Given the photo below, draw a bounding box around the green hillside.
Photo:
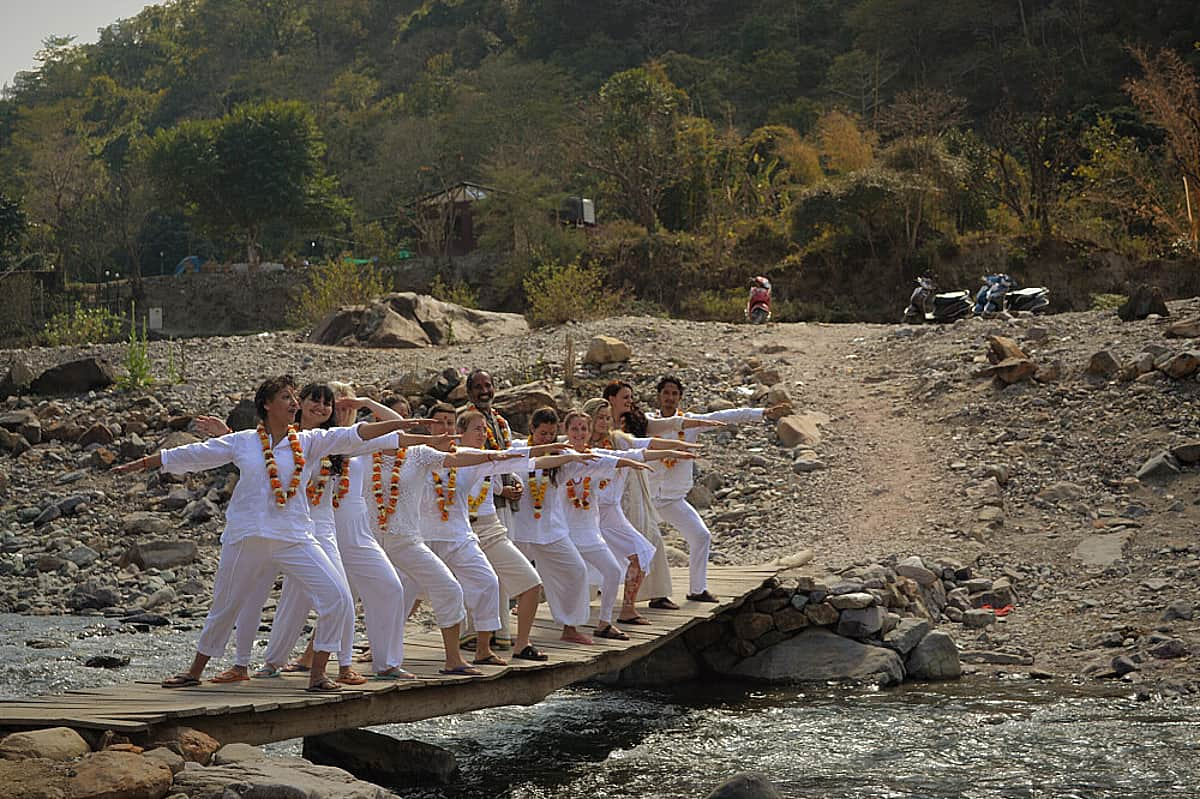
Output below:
[2,0,1200,327]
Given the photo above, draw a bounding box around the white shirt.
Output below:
[592,438,650,506]
[466,446,532,519]
[160,425,400,545]
[646,408,764,501]
[330,455,376,548]
[370,444,450,542]
[419,449,531,543]
[559,456,621,550]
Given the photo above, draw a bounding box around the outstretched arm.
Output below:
[445,449,523,467]
[616,457,653,472]
[642,449,696,463]
[533,451,599,470]
[646,436,702,450]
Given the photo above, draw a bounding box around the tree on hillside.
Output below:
[0,193,26,265]
[145,99,346,264]
[583,67,688,232]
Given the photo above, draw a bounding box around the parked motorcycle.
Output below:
[973,274,1050,315]
[746,276,772,324]
[903,276,972,324]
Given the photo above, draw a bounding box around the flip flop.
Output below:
[253,665,282,679]
[594,625,629,641]
[305,677,342,693]
[648,598,679,610]
[281,662,310,673]
[513,645,549,662]
[209,668,250,683]
[336,669,369,686]
[161,673,201,688]
[618,614,652,625]
[372,667,417,680]
[438,664,484,676]
[472,654,508,666]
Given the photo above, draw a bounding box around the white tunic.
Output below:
[560,456,621,551]
[160,425,400,545]
[419,449,532,544]
[645,408,764,501]
[371,444,450,542]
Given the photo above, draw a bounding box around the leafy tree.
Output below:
[0,193,25,263]
[583,66,688,232]
[146,99,347,264]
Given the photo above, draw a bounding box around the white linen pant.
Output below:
[198,536,352,663]
[466,515,542,639]
[653,497,711,595]
[427,538,502,633]
[579,544,624,625]
[516,537,591,627]
[598,503,658,572]
[337,524,408,672]
[380,535,466,629]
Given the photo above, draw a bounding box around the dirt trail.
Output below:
[747,322,954,570]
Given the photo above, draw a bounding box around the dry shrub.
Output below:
[523,258,619,327]
[290,259,390,329]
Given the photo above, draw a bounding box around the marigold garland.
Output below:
[469,405,511,450]
[467,479,490,515]
[305,458,333,506]
[566,475,592,510]
[258,424,305,506]
[372,448,406,529]
[432,467,458,522]
[527,471,548,519]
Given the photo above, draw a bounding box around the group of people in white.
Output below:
[116,369,787,692]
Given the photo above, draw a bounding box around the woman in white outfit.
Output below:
[509,407,594,645]
[560,410,653,641]
[114,375,430,692]
[581,398,699,625]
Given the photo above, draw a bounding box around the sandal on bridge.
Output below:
[253,665,282,679]
[372,667,417,680]
[161,673,201,688]
[438,664,483,676]
[281,662,310,673]
[305,677,342,693]
[618,614,652,625]
[648,598,679,610]
[513,645,549,662]
[336,669,369,686]
[472,654,508,667]
[594,625,629,641]
[209,668,250,683]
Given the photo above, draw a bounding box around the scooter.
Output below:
[973,274,1050,315]
[903,276,972,324]
[746,277,772,324]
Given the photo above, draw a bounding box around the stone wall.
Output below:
[604,555,1003,688]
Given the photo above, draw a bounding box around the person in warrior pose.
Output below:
[559,409,655,641]
[114,375,441,692]
[601,380,724,610]
[646,375,789,602]
[581,397,699,624]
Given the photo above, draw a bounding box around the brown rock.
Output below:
[1034,362,1061,383]
[490,382,557,435]
[0,361,35,396]
[78,423,115,448]
[1085,350,1121,377]
[43,421,85,442]
[804,602,839,626]
[1158,351,1200,379]
[776,413,823,447]
[30,357,116,395]
[583,335,632,365]
[67,750,171,799]
[167,727,220,765]
[732,611,775,640]
[0,727,91,761]
[1117,285,1169,321]
[984,357,1036,385]
[772,606,809,633]
[987,336,1028,364]
[90,448,117,470]
[1165,317,1200,338]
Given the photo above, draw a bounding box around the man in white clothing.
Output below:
[647,375,789,602]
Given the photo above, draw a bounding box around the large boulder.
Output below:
[0,727,91,761]
[725,627,905,686]
[309,293,528,348]
[0,361,35,396]
[30,357,116,395]
[776,413,824,447]
[904,630,962,680]
[302,729,459,788]
[121,540,198,570]
[583,335,632,365]
[705,772,784,799]
[67,750,172,799]
[173,755,392,799]
[490,382,557,434]
[1117,285,1169,321]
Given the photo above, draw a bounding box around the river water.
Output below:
[3,614,1197,798]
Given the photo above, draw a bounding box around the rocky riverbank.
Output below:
[0,305,1197,698]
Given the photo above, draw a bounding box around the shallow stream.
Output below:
[2,614,1197,798]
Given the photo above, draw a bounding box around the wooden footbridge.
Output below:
[0,566,776,745]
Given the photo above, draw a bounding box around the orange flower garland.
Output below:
[331,473,352,509]
[467,479,490,515]
[305,458,333,505]
[372,449,406,529]
[432,467,458,522]
[469,405,511,450]
[566,475,592,510]
[258,424,305,506]
[527,471,548,519]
